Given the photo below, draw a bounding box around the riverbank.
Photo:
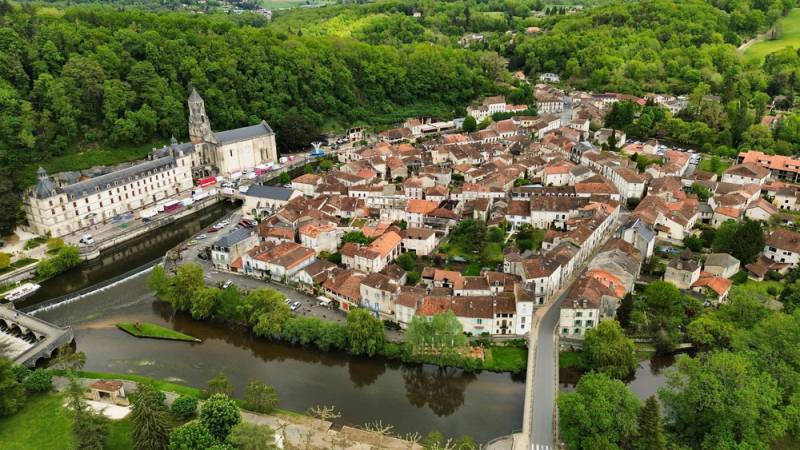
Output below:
[4,372,425,450]
[35,276,526,442]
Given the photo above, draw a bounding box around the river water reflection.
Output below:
[38,272,526,442]
[27,202,673,442]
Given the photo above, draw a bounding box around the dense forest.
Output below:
[1,0,799,233]
[0,2,507,232]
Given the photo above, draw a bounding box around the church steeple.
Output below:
[188,88,215,144]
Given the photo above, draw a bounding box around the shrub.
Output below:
[730,271,749,284]
[767,286,779,296]
[24,369,53,393]
[11,365,31,382]
[766,270,783,281]
[171,395,199,420]
[244,381,278,414]
[200,394,241,441]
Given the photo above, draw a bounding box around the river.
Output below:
[35,270,527,442]
[22,203,674,442]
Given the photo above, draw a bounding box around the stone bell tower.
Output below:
[187,88,216,145]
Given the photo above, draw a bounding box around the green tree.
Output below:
[558,372,641,450]
[634,396,665,450]
[206,370,234,398]
[660,352,786,449]
[23,368,52,393]
[171,264,205,312]
[67,378,109,450]
[148,264,173,300]
[200,394,241,441]
[395,253,416,272]
[303,163,313,174]
[277,172,290,185]
[616,293,634,331]
[683,235,704,252]
[686,315,734,350]
[340,231,372,246]
[582,321,637,379]
[226,422,277,450]
[0,357,25,417]
[345,308,386,356]
[462,115,477,132]
[406,311,467,352]
[131,383,171,450]
[690,182,711,201]
[244,380,279,414]
[168,422,217,450]
[729,220,764,264]
[0,253,9,270]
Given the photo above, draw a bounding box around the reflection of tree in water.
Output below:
[649,355,676,374]
[402,365,475,417]
[348,357,387,388]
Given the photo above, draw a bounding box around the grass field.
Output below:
[744,9,800,62]
[559,351,582,369]
[697,157,731,176]
[20,141,160,187]
[0,393,133,450]
[117,322,201,342]
[483,346,528,373]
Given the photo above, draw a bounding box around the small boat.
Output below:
[4,283,41,302]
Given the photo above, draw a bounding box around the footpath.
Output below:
[54,376,422,449]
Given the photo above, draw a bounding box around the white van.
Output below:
[80,234,95,245]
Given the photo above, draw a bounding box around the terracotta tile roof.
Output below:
[406,199,439,214]
[367,231,402,257]
[90,380,123,392]
[692,272,732,296]
[299,221,336,238]
[725,163,769,179]
[293,173,321,185]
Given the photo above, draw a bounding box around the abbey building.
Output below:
[24,89,279,237]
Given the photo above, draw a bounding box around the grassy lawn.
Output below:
[483,346,527,373]
[559,351,582,369]
[744,9,800,62]
[117,322,201,342]
[734,279,784,298]
[0,393,133,450]
[20,141,160,187]
[697,157,731,176]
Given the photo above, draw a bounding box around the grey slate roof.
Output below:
[59,156,178,200]
[213,228,252,249]
[245,185,294,201]
[213,121,273,145]
[34,168,58,199]
[705,253,740,268]
[625,217,656,242]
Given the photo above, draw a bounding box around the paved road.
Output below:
[171,213,403,341]
[529,210,630,449]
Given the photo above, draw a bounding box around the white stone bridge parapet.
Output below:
[0,304,73,367]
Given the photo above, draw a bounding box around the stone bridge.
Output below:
[0,304,73,367]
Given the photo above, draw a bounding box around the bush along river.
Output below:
[22,200,676,442]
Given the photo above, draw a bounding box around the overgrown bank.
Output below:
[148,263,527,373]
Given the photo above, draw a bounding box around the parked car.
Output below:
[196,234,207,240]
[291,301,301,311]
[222,280,233,289]
[80,234,95,245]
